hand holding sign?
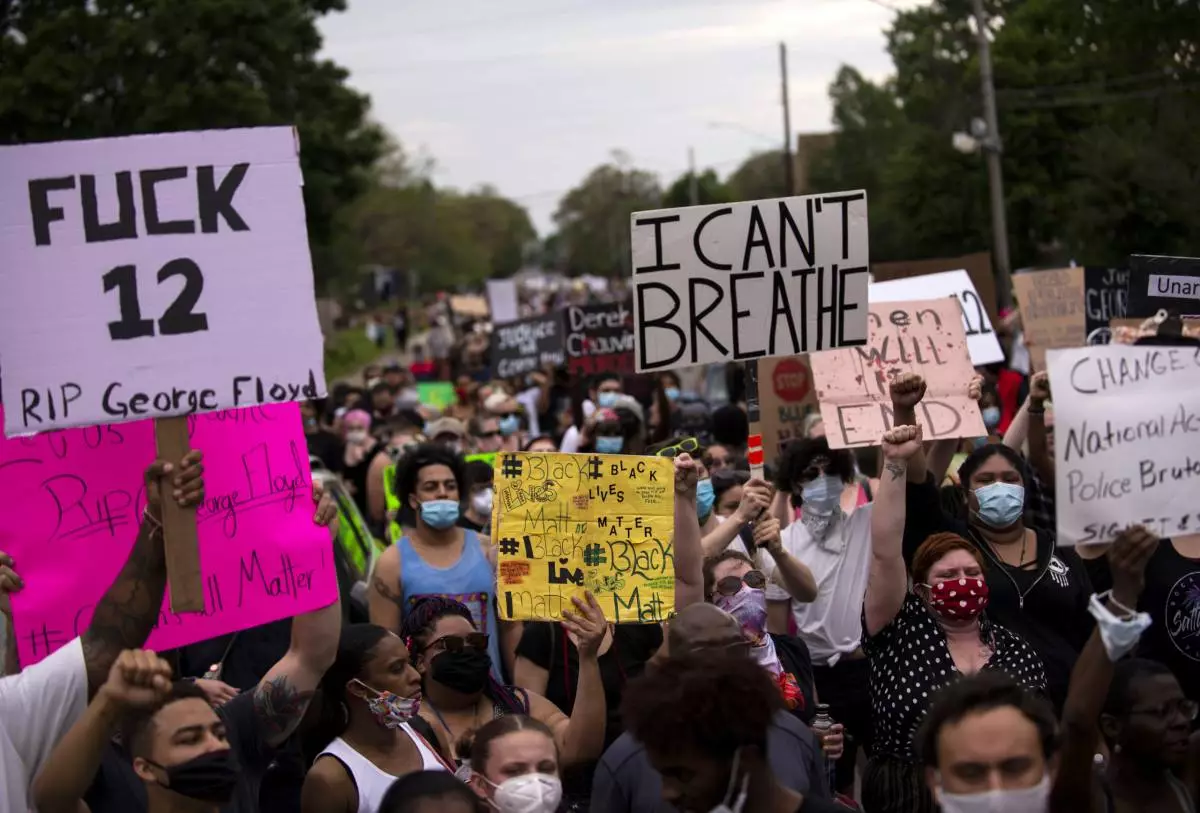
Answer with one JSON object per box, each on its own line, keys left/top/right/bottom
{"left": 145, "top": 450, "right": 206, "bottom": 520}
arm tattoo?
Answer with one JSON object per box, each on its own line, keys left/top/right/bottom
{"left": 253, "top": 675, "right": 316, "bottom": 741}
{"left": 372, "top": 576, "right": 406, "bottom": 608}
{"left": 885, "top": 460, "right": 907, "bottom": 481}
{"left": 81, "top": 521, "right": 167, "bottom": 697}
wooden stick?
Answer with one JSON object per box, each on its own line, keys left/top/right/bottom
{"left": 743, "top": 359, "right": 767, "bottom": 570}
{"left": 154, "top": 416, "right": 204, "bottom": 613}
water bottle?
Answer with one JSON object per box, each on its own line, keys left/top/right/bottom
{"left": 810, "top": 703, "right": 838, "bottom": 792}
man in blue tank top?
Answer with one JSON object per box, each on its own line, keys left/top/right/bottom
{"left": 367, "top": 443, "right": 513, "bottom": 681}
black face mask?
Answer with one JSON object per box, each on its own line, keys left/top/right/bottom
{"left": 147, "top": 748, "right": 240, "bottom": 804}
{"left": 431, "top": 648, "right": 491, "bottom": 695}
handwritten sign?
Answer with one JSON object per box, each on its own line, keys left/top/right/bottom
{"left": 0, "top": 128, "right": 326, "bottom": 437}
{"left": 809, "top": 298, "right": 985, "bottom": 449}
{"left": 630, "top": 192, "right": 870, "bottom": 372}
{"left": 1012, "top": 267, "right": 1086, "bottom": 370}
{"left": 869, "top": 269, "right": 1004, "bottom": 366}
{"left": 1084, "top": 266, "right": 1130, "bottom": 345}
{"left": 491, "top": 452, "right": 674, "bottom": 623}
{"left": 565, "top": 302, "right": 635, "bottom": 377}
{"left": 760, "top": 355, "right": 819, "bottom": 458}
{"left": 492, "top": 315, "right": 565, "bottom": 379}
{"left": 1127, "top": 254, "right": 1200, "bottom": 319}
{"left": 0, "top": 403, "right": 337, "bottom": 665}
{"left": 1046, "top": 344, "right": 1200, "bottom": 545}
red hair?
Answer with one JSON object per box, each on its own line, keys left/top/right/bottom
{"left": 912, "top": 532, "right": 984, "bottom": 585}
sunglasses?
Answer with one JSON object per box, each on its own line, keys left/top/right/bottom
{"left": 655, "top": 437, "right": 700, "bottom": 458}
{"left": 715, "top": 570, "right": 767, "bottom": 596}
{"left": 429, "top": 633, "right": 489, "bottom": 653}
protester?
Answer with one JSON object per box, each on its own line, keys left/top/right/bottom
{"left": 522, "top": 434, "right": 558, "bottom": 453}
{"left": 460, "top": 715, "right": 563, "bottom": 813}
{"left": 426, "top": 417, "right": 468, "bottom": 453}
{"left": 468, "top": 415, "right": 504, "bottom": 454}
{"left": 370, "top": 382, "right": 397, "bottom": 425}
{"left": 303, "top": 399, "right": 344, "bottom": 472}
{"left": 1, "top": 451, "right": 204, "bottom": 813}
{"left": 459, "top": 458, "right": 494, "bottom": 535}
{"left": 560, "top": 373, "right": 621, "bottom": 453}
{"left": 378, "top": 770, "right": 483, "bottom": 813}
{"left": 863, "top": 424, "right": 1045, "bottom": 813}
{"left": 703, "top": 443, "right": 734, "bottom": 474}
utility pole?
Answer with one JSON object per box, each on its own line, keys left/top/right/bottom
{"left": 688, "top": 146, "right": 699, "bottom": 205}
{"left": 971, "top": 0, "right": 1013, "bottom": 309}
{"left": 779, "top": 41, "right": 796, "bottom": 196}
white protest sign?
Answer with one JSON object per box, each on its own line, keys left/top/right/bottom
{"left": 870, "top": 269, "right": 1004, "bottom": 365}
{"left": 1047, "top": 344, "right": 1200, "bottom": 545}
{"left": 630, "top": 192, "right": 870, "bottom": 372}
{"left": 486, "top": 279, "right": 520, "bottom": 325}
{"left": 0, "top": 127, "right": 326, "bottom": 436}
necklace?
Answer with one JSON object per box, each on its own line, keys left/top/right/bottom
{"left": 426, "top": 696, "right": 484, "bottom": 752}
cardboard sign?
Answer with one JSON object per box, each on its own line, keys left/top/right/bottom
{"left": 565, "top": 302, "right": 634, "bottom": 377}
{"left": 1127, "top": 255, "right": 1200, "bottom": 319}
{"left": 869, "top": 270, "right": 1005, "bottom": 365}
{"left": 630, "top": 192, "right": 870, "bottom": 372}
{"left": 1046, "top": 344, "right": 1200, "bottom": 545}
{"left": 492, "top": 452, "right": 674, "bottom": 623}
{"left": 491, "top": 315, "right": 565, "bottom": 379}
{"left": 872, "top": 252, "right": 999, "bottom": 326}
{"left": 0, "top": 403, "right": 337, "bottom": 665}
{"left": 759, "top": 355, "right": 819, "bottom": 458}
{"left": 1012, "top": 267, "right": 1086, "bottom": 370}
{"left": 1083, "top": 267, "right": 1130, "bottom": 345}
{"left": 0, "top": 128, "right": 326, "bottom": 437}
{"left": 486, "top": 279, "right": 519, "bottom": 325}
{"left": 809, "top": 298, "right": 985, "bottom": 449}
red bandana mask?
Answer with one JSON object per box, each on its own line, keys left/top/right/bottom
{"left": 926, "top": 577, "right": 989, "bottom": 620}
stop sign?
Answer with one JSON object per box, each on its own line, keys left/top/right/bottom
{"left": 773, "top": 358, "right": 811, "bottom": 403}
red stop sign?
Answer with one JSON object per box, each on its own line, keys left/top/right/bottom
{"left": 773, "top": 358, "right": 811, "bottom": 403}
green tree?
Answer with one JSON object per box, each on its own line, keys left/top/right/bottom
{"left": 446, "top": 185, "right": 537, "bottom": 278}
{"left": 0, "top": 0, "right": 385, "bottom": 293}
{"left": 661, "top": 169, "right": 732, "bottom": 207}
{"left": 726, "top": 150, "right": 790, "bottom": 201}
{"left": 550, "top": 152, "right": 662, "bottom": 277}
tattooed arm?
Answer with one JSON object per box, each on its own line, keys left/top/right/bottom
{"left": 367, "top": 544, "right": 404, "bottom": 633}
{"left": 80, "top": 453, "right": 204, "bottom": 698}
{"left": 865, "top": 426, "right": 921, "bottom": 636}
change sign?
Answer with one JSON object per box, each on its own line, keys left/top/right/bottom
{"left": 0, "top": 127, "right": 326, "bottom": 436}
{"left": 630, "top": 192, "right": 870, "bottom": 372}
{"left": 565, "top": 302, "right": 634, "bottom": 376}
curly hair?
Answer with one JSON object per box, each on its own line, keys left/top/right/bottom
{"left": 394, "top": 442, "right": 465, "bottom": 505}
{"left": 773, "top": 435, "right": 856, "bottom": 492}
{"left": 911, "top": 532, "right": 985, "bottom": 585}
{"left": 622, "top": 651, "right": 780, "bottom": 758}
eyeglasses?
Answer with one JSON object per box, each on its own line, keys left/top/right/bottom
{"left": 656, "top": 437, "right": 700, "bottom": 458}
{"left": 1129, "top": 698, "right": 1199, "bottom": 722}
{"left": 428, "top": 632, "right": 489, "bottom": 653}
{"left": 714, "top": 570, "right": 767, "bottom": 596}
{"left": 476, "top": 430, "right": 501, "bottom": 439}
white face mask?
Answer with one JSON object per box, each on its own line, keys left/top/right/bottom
{"left": 937, "top": 774, "right": 1050, "bottom": 813}
{"left": 709, "top": 747, "right": 749, "bottom": 813}
{"left": 490, "top": 773, "right": 562, "bottom": 813}
{"left": 346, "top": 429, "right": 368, "bottom": 444}
{"left": 472, "top": 488, "right": 494, "bottom": 516}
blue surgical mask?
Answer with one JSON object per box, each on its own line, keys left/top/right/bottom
{"left": 597, "top": 392, "right": 618, "bottom": 408}
{"left": 973, "top": 482, "right": 1024, "bottom": 528}
{"left": 696, "top": 478, "right": 715, "bottom": 520}
{"left": 801, "top": 474, "right": 843, "bottom": 515}
{"left": 982, "top": 406, "right": 1001, "bottom": 429}
{"left": 595, "top": 435, "right": 624, "bottom": 454}
{"left": 498, "top": 414, "right": 520, "bottom": 437}
{"left": 419, "top": 499, "right": 460, "bottom": 530}
{"left": 664, "top": 386, "right": 681, "bottom": 402}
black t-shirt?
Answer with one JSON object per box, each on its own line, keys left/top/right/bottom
{"left": 176, "top": 619, "right": 294, "bottom": 690}
{"left": 772, "top": 633, "right": 817, "bottom": 726}
{"left": 458, "top": 514, "right": 486, "bottom": 533}
{"left": 84, "top": 692, "right": 274, "bottom": 813}
{"left": 305, "top": 430, "right": 343, "bottom": 474}
{"left": 515, "top": 622, "right": 662, "bottom": 801}
{"left": 343, "top": 442, "right": 383, "bottom": 518}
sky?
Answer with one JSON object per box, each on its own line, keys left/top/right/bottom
{"left": 318, "top": 0, "right": 918, "bottom": 236}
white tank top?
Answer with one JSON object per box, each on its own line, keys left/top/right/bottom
{"left": 317, "top": 723, "right": 447, "bottom": 813}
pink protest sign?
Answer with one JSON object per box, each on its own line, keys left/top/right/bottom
{"left": 0, "top": 402, "right": 337, "bottom": 666}
{"left": 809, "top": 298, "right": 986, "bottom": 449}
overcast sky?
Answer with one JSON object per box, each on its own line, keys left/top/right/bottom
{"left": 319, "top": 0, "right": 916, "bottom": 235}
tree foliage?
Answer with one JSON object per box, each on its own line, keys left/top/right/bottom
{"left": 662, "top": 169, "right": 732, "bottom": 208}
{"left": 727, "top": 150, "right": 790, "bottom": 201}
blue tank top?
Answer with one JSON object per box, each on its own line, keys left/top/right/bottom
{"left": 398, "top": 530, "right": 505, "bottom": 680}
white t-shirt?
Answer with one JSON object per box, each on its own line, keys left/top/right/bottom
{"left": 765, "top": 504, "right": 874, "bottom": 667}
{"left": 516, "top": 387, "right": 542, "bottom": 437}
{"left": 1, "top": 637, "right": 88, "bottom": 812}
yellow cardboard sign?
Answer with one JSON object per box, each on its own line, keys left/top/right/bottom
{"left": 492, "top": 452, "right": 675, "bottom": 623}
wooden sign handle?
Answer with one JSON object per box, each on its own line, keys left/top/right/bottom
{"left": 154, "top": 417, "right": 204, "bottom": 613}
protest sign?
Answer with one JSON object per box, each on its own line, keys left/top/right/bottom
{"left": 565, "top": 302, "right": 635, "bottom": 376}
{"left": 417, "top": 382, "right": 456, "bottom": 411}
{"left": 809, "top": 298, "right": 985, "bottom": 449}
{"left": 1109, "top": 318, "right": 1200, "bottom": 345}
{"left": 630, "top": 192, "right": 870, "bottom": 372}
{"left": 486, "top": 279, "right": 519, "bottom": 325}
{"left": 1012, "top": 267, "right": 1086, "bottom": 369}
{"left": 870, "top": 269, "right": 1005, "bottom": 365}
{"left": 1084, "top": 267, "right": 1129, "bottom": 344}
{"left": 492, "top": 452, "right": 674, "bottom": 623}
{"left": 0, "top": 403, "right": 338, "bottom": 666}
{"left": 871, "top": 252, "right": 998, "bottom": 325}
{"left": 759, "top": 356, "right": 819, "bottom": 458}
{"left": 0, "top": 127, "right": 326, "bottom": 437}
{"left": 1127, "top": 255, "right": 1200, "bottom": 319}
{"left": 1046, "top": 344, "right": 1200, "bottom": 546}
{"left": 491, "top": 314, "right": 565, "bottom": 379}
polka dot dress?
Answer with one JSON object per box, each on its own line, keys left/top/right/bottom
{"left": 863, "top": 590, "right": 1046, "bottom": 761}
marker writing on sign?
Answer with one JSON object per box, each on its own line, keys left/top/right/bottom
{"left": 1067, "top": 348, "right": 1200, "bottom": 395}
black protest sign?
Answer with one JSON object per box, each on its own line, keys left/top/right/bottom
{"left": 1084, "top": 266, "right": 1130, "bottom": 344}
{"left": 1127, "top": 254, "right": 1200, "bottom": 319}
{"left": 491, "top": 315, "right": 566, "bottom": 379}
{"left": 565, "top": 302, "right": 634, "bottom": 376}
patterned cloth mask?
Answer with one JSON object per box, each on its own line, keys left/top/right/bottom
{"left": 924, "top": 577, "right": 990, "bottom": 620}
